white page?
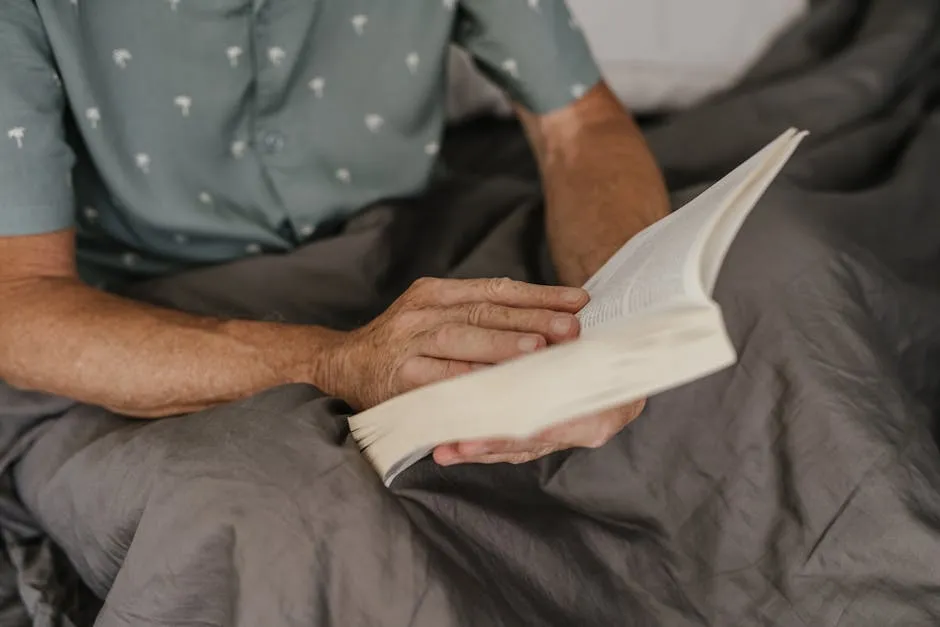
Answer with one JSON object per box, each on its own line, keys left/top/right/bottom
{"left": 697, "top": 130, "right": 809, "bottom": 293}
{"left": 579, "top": 129, "right": 796, "bottom": 330}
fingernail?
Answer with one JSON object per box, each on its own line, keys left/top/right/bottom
{"left": 564, "top": 289, "right": 586, "bottom": 303}
{"left": 551, "top": 316, "right": 574, "bottom": 335}
{"left": 518, "top": 336, "right": 542, "bottom": 352}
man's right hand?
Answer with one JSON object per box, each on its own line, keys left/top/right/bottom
{"left": 331, "top": 277, "right": 589, "bottom": 410}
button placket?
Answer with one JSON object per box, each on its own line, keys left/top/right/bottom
{"left": 251, "top": 2, "right": 306, "bottom": 243}
{"left": 259, "top": 130, "right": 285, "bottom": 154}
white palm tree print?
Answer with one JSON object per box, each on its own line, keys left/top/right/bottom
{"left": 406, "top": 52, "right": 420, "bottom": 75}
{"left": 268, "top": 47, "right": 286, "bottom": 66}
{"left": 7, "top": 127, "right": 25, "bottom": 148}
{"left": 112, "top": 49, "right": 132, "bottom": 69}
{"left": 135, "top": 153, "right": 150, "bottom": 173}
{"left": 501, "top": 59, "right": 519, "bottom": 79}
{"left": 198, "top": 192, "right": 213, "bottom": 205}
{"left": 174, "top": 95, "right": 192, "bottom": 117}
{"left": 351, "top": 15, "right": 368, "bottom": 35}
{"left": 167, "top": 0, "right": 180, "bottom": 11}
{"left": 571, "top": 83, "right": 587, "bottom": 99}
{"left": 245, "top": 243, "right": 262, "bottom": 255}
{"left": 442, "top": 0, "right": 456, "bottom": 9}
{"left": 308, "top": 77, "right": 326, "bottom": 98}
{"left": 85, "top": 107, "right": 101, "bottom": 129}
{"left": 226, "top": 46, "right": 243, "bottom": 68}
{"left": 424, "top": 142, "right": 440, "bottom": 156}
{"left": 122, "top": 252, "right": 138, "bottom": 267}
{"left": 528, "top": 0, "right": 541, "bottom": 11}
{"left": 335, "top": 168, "right": 351, "bottom": 183}
{"left": 231, "top": 140, "right": 247, "bottom": 158}
{"left": 365, "top": 114, "right": 384, "bottom": 133}
{"left": 83, "top": 206, "right": 99, "bottom": 221}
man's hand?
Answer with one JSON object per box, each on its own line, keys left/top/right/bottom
{"left": 420, "top": 83, "right": 669, "bottom": 467}
{"left": 426, "top": 82, "right": 669, "bottom": 467}
{"left": 333, "top": 277, "right": 588, "bottom": 410}
{"left": 432, "top": 399, "right": 646, "bottom": 467}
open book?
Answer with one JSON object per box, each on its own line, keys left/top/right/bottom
{"left": 350, "top": 128, "right": 809, "bottom": 486}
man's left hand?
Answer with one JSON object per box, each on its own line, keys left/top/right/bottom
{"left": 432, "top": 399, "right": 646, "bottom": 466}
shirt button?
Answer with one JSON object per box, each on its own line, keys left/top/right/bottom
{"left": 298, "top": 223, "right": 316, "bottom": 238}
{"left": 260, "top": 131, "right": 285, "bottom": 154}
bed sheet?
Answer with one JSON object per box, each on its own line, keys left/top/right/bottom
{"left": 3, "top": 0, "right": 940, "bottom": 624}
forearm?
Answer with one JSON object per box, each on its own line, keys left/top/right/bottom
{"left": 0, "top": 277, "right": 344, "bottom": 417}
{"left": 522, "top": 85, "right": 670, "bottom": 286}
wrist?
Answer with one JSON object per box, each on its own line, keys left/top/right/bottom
{"left": 221, "top": 319, "right": 350, "bottom": 396}
{"left": 282, "top": 325, "right": 351, "bottom": 395}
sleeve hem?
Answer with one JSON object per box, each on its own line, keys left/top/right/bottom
{"left": 0, "top": 204, "right": 74, "bottom": 236}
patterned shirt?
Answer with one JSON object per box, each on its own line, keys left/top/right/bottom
{"left": 1, "top": 1, "right": 601, "bottom": 285}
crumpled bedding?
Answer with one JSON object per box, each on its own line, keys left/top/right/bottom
{"left": 2, "top": 0, "right": 940, "bottom": 624}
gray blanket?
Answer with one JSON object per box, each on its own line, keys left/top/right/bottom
{"left": 4, "top": 0, "right": 940, "bottom": 624}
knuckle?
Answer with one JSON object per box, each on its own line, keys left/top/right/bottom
{"left": 630, "top": 398, "right": 647, "bottom": 418}
{"left": 411, "top": 276, "right": 436, "bottom": 290}
{"left": 397, "top": 357, "right": 422, "bottom": 386}
{"left": 508, "top": 453, "right": 537, "bottom": 465}
{"left": 464, "top": 302, "right": 492, "bottom": 326}
{"left": 587, "top": 436, "right": 610, "bottom": 449}
{"left": 484, "top": 277, "right": 515, "bottom": 299}
{"left": 442, "top": 360, "right": 471, "bottom": 379}
{"left": 409, "top": 277, "right": 441, "bottom": 298}
{"left": 590, "top": 423, "right": 621, "bottom": 448}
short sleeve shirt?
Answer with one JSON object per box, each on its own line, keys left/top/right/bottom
{"left": 0, "top": 1, "right": 601, "bottom": 285}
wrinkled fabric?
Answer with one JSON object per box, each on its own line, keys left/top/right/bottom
{"left": 3, "top": 0, "right": 940, "bottom": 624}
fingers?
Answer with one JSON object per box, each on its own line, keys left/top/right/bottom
{"left": 419, "top": 323, "right": 547, "bottom": 363}
{"left": 434, "top": 446, "right": 551, "bottom": 467}
{"left": 431, "top": 400, "right": 648, "bottom": 467}
{"left": 410, "top": 277, "right": 588, "bottom": 313}
{"left": 398, "top": 356, "right": 475, "bottom": 389}
{"left": 535, "top": 401, "right": 645, "bottom": 448}
{"left": 433, "top": 303, "right": 580, "bottom": 344}
{"left": 433, "top": 439, "right": 560, "bottom": 466}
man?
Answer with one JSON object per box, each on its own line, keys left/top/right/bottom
{"left": 0, "top": 1, "right": 667, "bottom": 469}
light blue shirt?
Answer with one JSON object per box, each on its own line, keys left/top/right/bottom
{"left": 0, "top": 1, "right": 601, "bottom": 285}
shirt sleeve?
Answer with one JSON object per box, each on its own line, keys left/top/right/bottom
{"left": 453, "top": 0, "right": 602, "bottom": 114}
{"left": 0, "top": 2, "right": 75, "bottom": 236}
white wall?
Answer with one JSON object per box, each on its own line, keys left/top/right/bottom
{"left": 565, "top": 0, "right": 808, "bottom": 110}
{"left": 446, "top": 0, "right": 809, "bottom": 121}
